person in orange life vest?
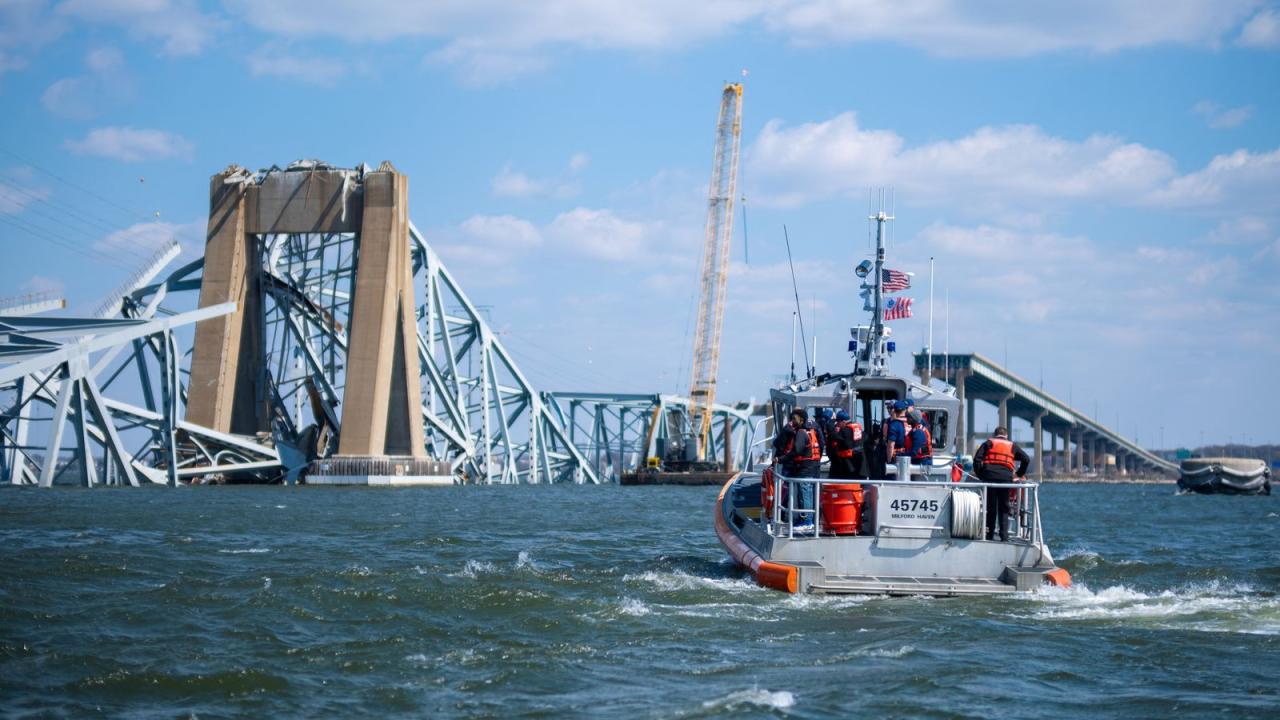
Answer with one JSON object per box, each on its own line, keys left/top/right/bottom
{"left": 973, "top": 425, "right": 1030, "bottom": 541}
{"left": 779, "top": 408, "right": 821, "bottom": 529}
{"left": 884, "top": 400, "right": 910, "bottom": 462}
{"left": 827, "top": 409, "right": 863, "bottom": 479}
{"left": 903, "top": 411, "right": 933, "bottom": 467}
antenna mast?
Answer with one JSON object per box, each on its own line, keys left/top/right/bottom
{"left": 863, "top": 190, "right": 894, "bottom": 376}
{"left": 688, "top": 82, "right": 744, "bottom": 461}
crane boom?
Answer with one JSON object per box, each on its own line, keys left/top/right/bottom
{"left": 688, "top": 83, "right": 743, "bottom": 460}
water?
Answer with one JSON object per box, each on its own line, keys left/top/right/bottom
{"left": 1, "top": 483, "right": 1277, "bottom": 718}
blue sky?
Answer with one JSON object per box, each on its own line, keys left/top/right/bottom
{"left": 1, "top": 1, "right": 1278, "bottom": 448}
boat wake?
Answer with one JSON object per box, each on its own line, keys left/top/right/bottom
{"left": 1024, "top": 581, "right": 1280, "bottom": 635}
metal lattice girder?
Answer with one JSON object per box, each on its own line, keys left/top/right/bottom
{"left": 1, "top": 303, "right": 281, "bottom": 487}
{"left": 541, "top": 391, "right": 758, "bottom": 482}
{"left": 112, "top": 188, "right": 599, "bottom": 483}
{"left": 409, "top": 224, "right": 598, "bottom": 484}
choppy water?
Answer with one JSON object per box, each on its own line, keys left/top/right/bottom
{"left": 1, "top": 482, "right": 1277, "bottom": 718}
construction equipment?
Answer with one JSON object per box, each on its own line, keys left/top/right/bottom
{"left": 687, "top": 82, "right": 743, "bottom": 465}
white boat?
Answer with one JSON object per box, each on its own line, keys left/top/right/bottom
{"left": 714, "top": 207, "right": 1071, "bottom": 596}
{"left": 1178, "top": 457, "right": 1271, "bottom": 495}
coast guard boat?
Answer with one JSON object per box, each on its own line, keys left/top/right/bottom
{"left": 715, "top": 208, "right": 1071, "bottom": 595}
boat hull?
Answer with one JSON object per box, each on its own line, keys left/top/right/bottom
{"left": 715, "top": 473, "right": 1070, "bottom": 595}
{"left": 1178, "top": 458, "right": 1271, "bottom": 495}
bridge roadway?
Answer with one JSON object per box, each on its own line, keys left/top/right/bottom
{"left": 914, "top": 352, "right": 1178, "bottom": 479}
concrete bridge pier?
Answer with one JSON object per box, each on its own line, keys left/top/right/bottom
{"left": 1033, "top": 411, "right": 1046, "bottom": 480}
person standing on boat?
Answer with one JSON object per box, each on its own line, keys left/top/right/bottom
{"left": 904, "top": 411, "right": 933, "bottom": 467}
{"left": 973, "top": 426, "right": 1029, "bottom": 541}
{"left": 828, "top": 410, "right": 863, "bottom": 479}
{"left": 779, "top": 408, "right": 822, "bottom": 528}
{"left": 884, "top": 401, "right": 911, "bottom": 463}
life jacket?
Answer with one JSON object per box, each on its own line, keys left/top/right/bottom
{"left": 801, "top": 426, "right": 821, "bottom": 462}
{"left": 888, "top": 418, "right": 909, "bottom": 456}
{"left": 782, "top": 425, "right": 821, "bottom": 462}
{"left": 829, "top": 421, "right": 854, "bottom": 458}
{"left": 984, "top": 437, "right": 1016, "bottom": 470}
{"left": 905, "top": 425, "right": 932, "bottom": 460}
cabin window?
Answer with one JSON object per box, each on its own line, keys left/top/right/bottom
{"left": 930, "top": 411, "right": 948, "bottom": 449}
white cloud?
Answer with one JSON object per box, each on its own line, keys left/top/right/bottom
{"left": 545, "top": 207, "right": 654, "bottom": 261}
{"left": 64, "top": 127, "right": 194, "bottom": 162}
{"left": 747, "top": 113, "right": 1177, "bottom": 210}
{"left": 93, "top": 219, "right": 203, "bottom": 255}
{"left": 40, "top": 46, "right": 133, "bottom": 119}
{"left": 910, "top": 223, "right": 1274, "bottom": 361}
{"left": 0, "top": 168, "right": 51, "bottom": 215}
{"left": 458, "top": 214, "right": 543, "bottom": 250}
{"left": 490, "top": 153, "right": 590, "bottom": 198}
{"left": 1148, "top": 147, "right": 1280, "bottom": 211}
{"left": 56, "top": 0, "right": 223, "bottom": 57}
{"left": 1192, "top": 100, "right": 1253, "bottom": 129}
{"left": 0, "top": 0, "right": 66, "bottom": 75}
{"left": 491, "top": 166, "right": 549, "bottom": 198}
{"left": 230, "top": 0, "right": 763, "bottom": 81}
{"left": 20, "top": 274, "right": 66, "bottom": 296}
{"left": 766, "top": 0, "right": 1263, "bottom": 57}
{"left": 1239, "top": 8, "right": 1280, "bottom": 47}
{"left": 748, "top": 111, "right": 1280, "bottom": 218}
{"left": 247, "top": 46, "right": 348, "bottom": 85}
{"left": 1200, "top": 216, "right": 1275, "bottom": 245}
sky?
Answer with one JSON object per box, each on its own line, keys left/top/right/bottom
{"left": 0, "top": 0, "right": 1278, "bottom": 449}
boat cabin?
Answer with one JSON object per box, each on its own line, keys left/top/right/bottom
{"left": 768, "top": 373, "right": 960, "bottom": 480}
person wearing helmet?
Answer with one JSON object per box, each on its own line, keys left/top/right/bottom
{"left": 827, "top": 409, "right": 864, "bottom": 479}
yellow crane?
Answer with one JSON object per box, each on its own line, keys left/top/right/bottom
{"left": 688, "top": 82, "right": 743, "bottom": 463}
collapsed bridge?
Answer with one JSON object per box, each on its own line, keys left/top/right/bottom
{"left": 2, "top": 161, "right": 617, "bottom": 486}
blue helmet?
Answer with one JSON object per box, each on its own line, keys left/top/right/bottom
{"left": 835, "top": 409, "right": 850, "bottom": 421}
{"left": 892, "top": 400, "right": 909, "bottom": 411}
{"left": 821, "top": 408, "right": 834, "bottom": 419}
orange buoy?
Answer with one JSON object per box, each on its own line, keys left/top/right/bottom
{"left": 1044, "top": 568, "right": 1072, "bottom": 588}
{"left": 820, "top": 483, "right": 864, "bottom": 535}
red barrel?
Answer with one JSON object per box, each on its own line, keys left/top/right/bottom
{"left": 821, "top": 483, "right": 864, "bottom": 535}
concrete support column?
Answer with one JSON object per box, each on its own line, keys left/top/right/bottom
{"left": 998, "top": 394, "right": 1010, "bottom": 430}
{"left": 187, "top": 169, "right": 266, "bottom": 434}
{"left": 336, "top": 168, "right": 426, "bottom": 457}
{"left": 1050, "top": 431, "right": 1059, "bottom": 472}
{"left": 1033, "top": 412, "right": 1046, "bottom": 481}
{"left": 954, "top": 369, "right": 969, "bottom": 455}
{"left": 1064, "top": 428, "right": 1074, "bottom": 474}
{"left": 1075, "top": 429, "right": 1084, "bottom": 473}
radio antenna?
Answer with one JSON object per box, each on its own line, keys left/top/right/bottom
{"left": 783, "top": 224, "right": 811, "bottom": 378}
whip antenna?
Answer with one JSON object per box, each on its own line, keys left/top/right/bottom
{"left": 783, "top": 224, "right": 811, "bottom": 379}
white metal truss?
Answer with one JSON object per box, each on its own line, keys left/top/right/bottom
{"left": 100, "top": 213, "right": 599, "bottom": 485}
{"left": 0, "top": 304, "right": 281, "bottom": 487}
{"left": 543, "top": 392, "right": 757, "bottom": 483}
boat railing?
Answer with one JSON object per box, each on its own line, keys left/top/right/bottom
{"left": 767, "top": 471, "right": 1044, "bottom": 547}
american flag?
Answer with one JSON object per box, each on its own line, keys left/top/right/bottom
{"left": 883, "top": 296, "right": 913, "bottom": 321}
{"left": 882, "top": 268, "right": 912, "bottom": 292}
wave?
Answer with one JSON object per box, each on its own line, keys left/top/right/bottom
{"left": 700, "top": 687, "right": 795, "bottom": 712}
{"left": 217, "top": 548, "right": 271, "bottom": 554}
{"left": 1025, "top": 581, "right": 1280, "bottom": 635}
{"left": 621, "top": 569, "right": 759, "bottom": 594}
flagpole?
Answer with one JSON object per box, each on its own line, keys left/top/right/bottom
{"left": 927, "top": 256, "right": 935, "bottom": 383}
